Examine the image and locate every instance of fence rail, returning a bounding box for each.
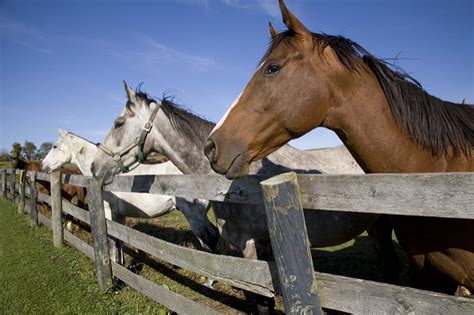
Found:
[1,169,473,314]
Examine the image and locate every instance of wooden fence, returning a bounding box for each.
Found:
[1,168,473,314]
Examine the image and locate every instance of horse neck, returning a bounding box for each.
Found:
[152,110,214,174]
[322,66,469,173]
[68,139,97,176]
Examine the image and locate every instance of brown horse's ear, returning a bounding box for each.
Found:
[279,0,311,38]
[123,80,138,104]
[268,22,279,39]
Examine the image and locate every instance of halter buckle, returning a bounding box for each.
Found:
[143,121,153,132]
[112,153,121,162]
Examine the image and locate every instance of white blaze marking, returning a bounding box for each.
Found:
[211,91,243,134]
[210,61,266,135]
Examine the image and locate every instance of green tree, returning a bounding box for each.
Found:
[23,141,37,160]
[11,143,22,159]
[37,142,53,160]
[0,149,9,161]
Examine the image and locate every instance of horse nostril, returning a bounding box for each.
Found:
[90,162,96,175]
[204,139,217,163]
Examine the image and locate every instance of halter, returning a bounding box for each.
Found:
[97,101,161,173]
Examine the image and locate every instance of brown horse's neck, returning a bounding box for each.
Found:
[322,65,472,173]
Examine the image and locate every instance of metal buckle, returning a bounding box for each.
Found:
[143,121,153,132]
[112,153,121,162]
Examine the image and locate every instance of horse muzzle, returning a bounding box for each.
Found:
[204,137,251,179]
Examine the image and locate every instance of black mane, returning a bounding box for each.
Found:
[264,31,474,157]
[134,90,215,146]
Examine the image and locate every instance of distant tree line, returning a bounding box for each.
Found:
[0,141,53,162]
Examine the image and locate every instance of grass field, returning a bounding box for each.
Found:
[0,198,169,314]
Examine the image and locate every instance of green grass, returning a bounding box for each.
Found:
[0,198,169,314]
[0,161,10,169]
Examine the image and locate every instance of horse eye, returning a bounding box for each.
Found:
[114,117,125,129]
[53,145,58,149]
[264,63,282,76]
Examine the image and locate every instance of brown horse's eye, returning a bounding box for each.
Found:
[264,63,282,76]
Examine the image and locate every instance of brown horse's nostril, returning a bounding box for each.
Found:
[204,139,217,163]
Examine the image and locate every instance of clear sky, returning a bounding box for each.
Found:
[1,0,473,152]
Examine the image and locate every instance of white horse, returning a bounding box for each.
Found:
[42,129,218,269]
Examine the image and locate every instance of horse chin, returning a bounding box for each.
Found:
[223,154,251,180]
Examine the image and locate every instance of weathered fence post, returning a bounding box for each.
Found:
[260,172,322,315]
[88,177,113,290]
[29,171,38,226]
[1,169,6,199]
[51,171,63,247]
[10,169,16,203]
[18,171,26,214]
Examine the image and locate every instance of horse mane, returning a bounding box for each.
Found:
[264,31,474,157]
[65,131,97,146]
[134,89,215,146]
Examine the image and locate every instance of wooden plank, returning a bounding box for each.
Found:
[106,219,473,313]
[61,173,90,188]
[110,261,220,315]
[38,213,52,229]
[64,229,94,260]
[51,172,63,248]
[10,169,16,203]
[315,272,474,314]
[296,172,474,219]
[36,172,50,182]
[29,171,38,226]
[1,169,6,198]
[106,220,275,297]
[62,200,90,225]
[18,171,26,214]
[88,178,113,291]
[261,172,321,315]
[103,173,474,219]
[37,192,51,204]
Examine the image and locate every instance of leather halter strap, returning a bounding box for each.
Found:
[97,101,161,173]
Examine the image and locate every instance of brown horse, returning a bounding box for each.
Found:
[11,158,86,208]
[205,0,474,295]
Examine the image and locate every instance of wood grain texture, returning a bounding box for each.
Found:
[29,171,38,226]
[88,178,113,291]
[64,229,94,260]
[111,262,220,315]
[10,169,16,203]
[36,172,50,182]
[37,192,51,204]
[51,172,63,248]
[61,173,90,188]
[106,219,276,297]
[1,169,6,198]
[62,200,90,225]
[102,173,474,219]
[261,172,321,315]
[38,213,52,229]
[18,171,26,214]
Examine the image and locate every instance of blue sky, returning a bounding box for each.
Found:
[1,0,473,152]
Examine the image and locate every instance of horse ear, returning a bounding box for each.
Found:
[58,128,67,136]
[279,0,311,38]
[268,22,279,39]
[123,80,138,104]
